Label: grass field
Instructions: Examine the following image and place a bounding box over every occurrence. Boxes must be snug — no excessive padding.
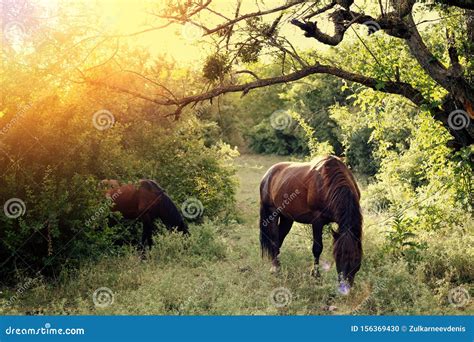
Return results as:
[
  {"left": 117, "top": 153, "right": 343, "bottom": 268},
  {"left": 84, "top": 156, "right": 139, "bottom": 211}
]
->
[{"left": 2, "top": 154, "right": 472, "bottom": 315}]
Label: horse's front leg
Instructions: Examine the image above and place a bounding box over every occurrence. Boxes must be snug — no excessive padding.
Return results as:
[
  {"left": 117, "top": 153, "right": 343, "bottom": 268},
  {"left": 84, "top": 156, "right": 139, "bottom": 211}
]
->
[{"left": 311, "top": 221, "right": 325, "bottom": 277}]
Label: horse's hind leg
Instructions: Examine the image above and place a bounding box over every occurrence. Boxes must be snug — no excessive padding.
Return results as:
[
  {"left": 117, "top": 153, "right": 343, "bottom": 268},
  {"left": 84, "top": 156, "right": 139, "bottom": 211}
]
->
[
  {"left": 275, "top": 216, "right": 293, "bottom": 269},
  {"left": 140, "top": 214, "right": 154, "bottom": 259},
  {"left": 311, "top": 221, "right": 325, "bottom": 277}
]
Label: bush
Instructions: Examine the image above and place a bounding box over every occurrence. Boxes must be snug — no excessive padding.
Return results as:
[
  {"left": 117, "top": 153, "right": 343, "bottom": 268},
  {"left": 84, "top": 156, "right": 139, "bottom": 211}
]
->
[
  {"left": 246, "top": 118, "right": 308, "bottom": 155},
  {"left": 130, "top": 117, "right": 239, "bottom": 221},
  {"left": 345, "top": 127, "right": 379, "bottom": 176},
  {"left": 0, "top": 93, "right": 238, "bottom": 281}
]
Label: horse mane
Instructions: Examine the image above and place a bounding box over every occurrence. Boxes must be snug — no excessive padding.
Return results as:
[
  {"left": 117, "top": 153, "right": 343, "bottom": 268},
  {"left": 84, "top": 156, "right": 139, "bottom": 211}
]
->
[
  {"left": 139, "top": 179, "right": 164, "bottom": 195},
  {"left": 140, "top": 179, "right": 188, "bottom": 233},
  {"left": 319, "top": 157, "right": 363, "bottom": 262}
]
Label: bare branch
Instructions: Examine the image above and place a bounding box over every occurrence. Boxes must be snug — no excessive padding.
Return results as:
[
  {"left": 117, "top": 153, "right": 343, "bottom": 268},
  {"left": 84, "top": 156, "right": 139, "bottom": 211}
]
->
[
  {"left": 303, "top": 1, "right": 336, "bottom": 20},
  {"left": 203, "top": 0, "right": 305, "bottom": 36},
  {"left": 234, "top": 70, "right": 260, "bottom": 80}
]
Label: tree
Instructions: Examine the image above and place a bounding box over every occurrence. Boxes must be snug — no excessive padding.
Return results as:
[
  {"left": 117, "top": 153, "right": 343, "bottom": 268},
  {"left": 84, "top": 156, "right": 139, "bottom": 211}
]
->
[{"left": 82, "top": 0, "right": 473, "bottom": 149}]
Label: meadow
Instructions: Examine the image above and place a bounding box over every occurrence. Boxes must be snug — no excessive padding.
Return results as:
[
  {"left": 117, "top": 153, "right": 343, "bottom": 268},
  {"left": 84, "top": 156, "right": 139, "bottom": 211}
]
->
[
  {"left": 1, "top": 0, "right": 473, "bottom": 317},
  {"left": 2, "top": 154, "right": 471, "bottom": 315}
]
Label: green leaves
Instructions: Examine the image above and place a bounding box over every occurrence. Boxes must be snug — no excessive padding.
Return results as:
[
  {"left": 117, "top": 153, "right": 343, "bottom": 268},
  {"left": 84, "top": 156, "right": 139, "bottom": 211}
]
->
[{"left": 202, "top": 53, "right": 231, "bottom": 82}]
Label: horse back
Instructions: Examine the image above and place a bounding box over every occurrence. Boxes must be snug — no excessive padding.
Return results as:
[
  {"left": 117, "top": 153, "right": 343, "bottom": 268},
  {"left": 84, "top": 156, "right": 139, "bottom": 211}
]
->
[
  {"left": 260, "top": 161, "right": 322, "bottom": 222},
  {"left": 260, "top": 156, "right": 360, "bottom": 223}
]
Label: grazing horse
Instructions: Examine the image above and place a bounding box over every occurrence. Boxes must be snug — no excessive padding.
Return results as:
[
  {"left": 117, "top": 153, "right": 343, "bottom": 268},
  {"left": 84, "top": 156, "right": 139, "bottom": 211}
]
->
[
  {"left": 102, "top": 179, "right": 188, "bottom": 253},
  {"left": 259, "top": 156, "right": 362, "bottom": 288}
]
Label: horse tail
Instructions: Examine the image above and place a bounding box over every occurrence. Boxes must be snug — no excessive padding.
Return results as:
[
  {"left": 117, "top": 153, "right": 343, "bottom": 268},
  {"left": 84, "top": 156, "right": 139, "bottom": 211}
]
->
[
  {"left": 259, "top": 203, "right": 275, "bottom": 259},
  {"left": 259, "top": 171, "right": 277, "bottom": 259}
]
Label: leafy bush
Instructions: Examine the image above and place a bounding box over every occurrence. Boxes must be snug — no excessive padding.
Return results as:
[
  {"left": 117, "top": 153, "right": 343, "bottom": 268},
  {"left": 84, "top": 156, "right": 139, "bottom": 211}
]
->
[
  {"left": 384, "top": 211, "right": 427, "bottom": 266},
  {"left": 0, "top": 97, "right": 128, "bottom": 280},
  {"left": 131, "top": 117, "right": 239, "bottom": 221},
  {"left": 246, "top": 118, "right": 308, "bottom": 155},
  {"left": 0, "top": 93, "right": 238, "bottom": 281},
  {"left": 345, "top": 127, "right": 379, "bottom": 176}
]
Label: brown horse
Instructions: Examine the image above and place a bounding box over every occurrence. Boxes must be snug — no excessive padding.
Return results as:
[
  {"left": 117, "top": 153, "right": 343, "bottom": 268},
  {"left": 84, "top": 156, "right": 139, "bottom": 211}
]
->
[
  {"left": 102, "top": 179, "right": 188, "bottom": 253},
  {"left": 259, "top": 156, "right": 362, "bottom": 289}
]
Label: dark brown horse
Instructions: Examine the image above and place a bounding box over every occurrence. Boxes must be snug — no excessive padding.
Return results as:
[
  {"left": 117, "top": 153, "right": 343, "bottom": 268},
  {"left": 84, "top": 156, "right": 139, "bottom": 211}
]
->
[
  {"left": 259, "top": 156, "right": 362, "bottom": 289},
  {"left": 102, "top": 179, "right": 188, "bottom": 253}
]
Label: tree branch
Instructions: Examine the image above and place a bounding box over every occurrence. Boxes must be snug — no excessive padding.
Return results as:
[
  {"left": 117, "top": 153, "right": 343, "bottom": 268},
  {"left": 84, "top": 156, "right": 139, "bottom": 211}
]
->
[
  {"left": 435, "top": 0, "right": 474, "bottom": 10},
  {"left": 202, "top": 0, "right": 305, "bottom": 36},
  {"left": 88, "top": 63, "right": 426, "bottom": 115}
]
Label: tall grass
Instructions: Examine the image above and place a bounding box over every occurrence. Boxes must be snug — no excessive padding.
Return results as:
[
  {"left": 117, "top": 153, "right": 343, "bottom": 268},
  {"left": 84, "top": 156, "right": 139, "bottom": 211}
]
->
[{"left": 1, "top": 155, "right": 472, "bottom": 315}]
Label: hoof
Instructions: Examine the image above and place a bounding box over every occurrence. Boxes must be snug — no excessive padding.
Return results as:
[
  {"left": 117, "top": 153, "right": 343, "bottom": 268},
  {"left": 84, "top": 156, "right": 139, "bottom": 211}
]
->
[
  {"left": 310, "top": 267, "right": 321, "bottom": 278},
  {"left": 139, "top": 251, "right": 147, "bottom": 261},
  {"left": 270, "top": 265, "right": 280, "bottom": 273},
  {"left": 322, "top": 305, "right": 338, "bottom": 311}
]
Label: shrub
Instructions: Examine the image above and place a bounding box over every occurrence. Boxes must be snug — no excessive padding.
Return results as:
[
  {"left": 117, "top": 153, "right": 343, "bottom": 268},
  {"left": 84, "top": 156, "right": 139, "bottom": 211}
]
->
[
  {"left": 246, "top": 118, "right": 308, "bottom": 155},
  {"left": 0, "top": 94, "right": 238, "bottom": 281}
]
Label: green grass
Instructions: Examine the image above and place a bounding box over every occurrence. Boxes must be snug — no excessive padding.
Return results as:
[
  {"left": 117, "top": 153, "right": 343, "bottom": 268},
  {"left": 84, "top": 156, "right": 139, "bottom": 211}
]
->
[{"left": 1, "top": 154, "right": 472, "bottom": 315}]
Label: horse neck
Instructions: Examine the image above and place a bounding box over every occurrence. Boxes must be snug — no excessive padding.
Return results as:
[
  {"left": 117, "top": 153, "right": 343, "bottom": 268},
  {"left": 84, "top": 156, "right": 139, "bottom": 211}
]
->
[{"left": 155, "top": 194, "right": 186, "bottom": 229}]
